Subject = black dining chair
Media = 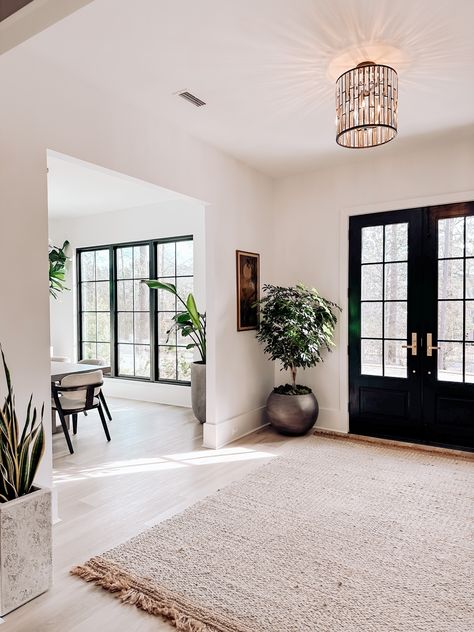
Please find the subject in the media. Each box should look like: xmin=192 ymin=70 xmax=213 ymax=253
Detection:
xmin=51 ymin=369 xmax=111 ymax=454
xmin=78 ymin=359 xmax=113 ymax=421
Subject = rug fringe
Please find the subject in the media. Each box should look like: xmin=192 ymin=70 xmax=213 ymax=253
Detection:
xmin=71 ymin=560 xmax=217 ymax=632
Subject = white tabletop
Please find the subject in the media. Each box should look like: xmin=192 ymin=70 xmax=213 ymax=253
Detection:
xmin=50 ymin=362 xmax=111 ymax=382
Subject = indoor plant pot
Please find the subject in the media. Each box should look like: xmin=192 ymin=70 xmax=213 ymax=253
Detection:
xmin=0 ymin=346 xmax=50 ymax=616
xmin=255 ymin=284 xmax=340 ymax=437
xmin=191 ymin=361 xmax=206 ymax=423
xmin=0 ymin=486 xmax=52 ymax=616
xmin=265 ymin=390 xmax=319 ymax=436
xmin=144 ymin=280 xmax=206 ymax=424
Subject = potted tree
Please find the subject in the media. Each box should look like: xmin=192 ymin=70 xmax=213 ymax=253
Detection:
xmin=255 ymin=283 xmax=340 ymax=435
xmin=143 ymin=280 xmax=206 ymax=423
xmin=0 ymin=347 xmax=51 ymax=615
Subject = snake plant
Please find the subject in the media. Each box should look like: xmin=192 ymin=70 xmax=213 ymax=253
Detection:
xmin=0 ymin=348 xmax=45 ymax=502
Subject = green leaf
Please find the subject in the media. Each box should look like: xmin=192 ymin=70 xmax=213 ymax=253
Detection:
xmin=143 ymin=279 xmax=177 ymax=294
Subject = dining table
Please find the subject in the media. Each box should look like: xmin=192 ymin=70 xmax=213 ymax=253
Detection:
xmin=50 ymin=361 xmax=111 ymax=434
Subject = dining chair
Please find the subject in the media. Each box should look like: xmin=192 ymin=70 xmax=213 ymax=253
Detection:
xmin=78 ymin=359 xmax=113 ymax=421
xmin=51 ymin=369 xmax=111 ymax=454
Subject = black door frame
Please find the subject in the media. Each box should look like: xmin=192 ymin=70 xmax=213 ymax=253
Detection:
xmin=348 ymin=201 xmax=474 ymax=450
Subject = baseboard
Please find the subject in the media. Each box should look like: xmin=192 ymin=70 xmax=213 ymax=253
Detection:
xmin=103 ymin=377 xmax=191 ymax=408
xmin=314 ymin=407 xmax=348 ymax=433
xmin=203 ymin=407 xmax=266 ymax=449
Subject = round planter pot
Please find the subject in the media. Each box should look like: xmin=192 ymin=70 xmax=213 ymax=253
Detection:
xmin=191 ymin=361 xmax=206 ymax=424
xmin=265 ymin=391 xmax=319 ymax=436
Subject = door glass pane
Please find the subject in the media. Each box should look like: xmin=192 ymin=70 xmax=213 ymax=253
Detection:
xmin=361 ymin=339 xmax=383 ymax=376
xmin=466 ymin=259 xmax=474 ymax=298
xmin=361 ymin=226 xmax=383 ymax=263
xmin=384 ymin=341 xmax=407 ymax=378
xmin=438 ymin=301 xmax=464 ymax=341
xmin=385 ymin=223 xmax=408 ymax=262
xmin=438 ymin=217 xmax=464 ymax=258
xmin=438 ymin=259 xmax=463 ymax=299
xmin=465 ymin=344 xmax=474 ymax=383
xmin=361 ymin=265 xmax=383 ymax=300
xmin=82 ymin=342 xmax=96 ymax=360
xmin=466 ymin=217 xmax=474 ymax=256
xmin=438 ymin=342 xmax=463 ymax=382
xmin=465 ymin=301 xmax=474 ymax=342
xmin=384 ymin=302 xmax=407 ymax=339
xmin=361 ymin=302 xmax=382 ymax=338
xmin=384 ymin=262 xmax=407 ymax=300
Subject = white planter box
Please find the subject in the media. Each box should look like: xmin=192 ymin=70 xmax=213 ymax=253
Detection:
xmin=0 ymin=486 xmax=52 ymax=616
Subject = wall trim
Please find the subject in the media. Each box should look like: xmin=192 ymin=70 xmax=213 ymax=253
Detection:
xmin=203 ymin=406 xmax=266 ymax=449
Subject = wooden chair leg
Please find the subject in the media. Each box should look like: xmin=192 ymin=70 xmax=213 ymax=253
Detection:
xmin=99 ymin=391 xmax=112 ymax=421
xmin=98 ymin=403 xmax=111 ymax=442
xmin=72 ymin=413 xmax=78 ymax=435
xmin=57 ymin=409 xmax=74 ymax=454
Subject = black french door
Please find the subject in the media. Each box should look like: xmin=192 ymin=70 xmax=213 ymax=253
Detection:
xmin=349 ymin=202 xmax=474 ymax=450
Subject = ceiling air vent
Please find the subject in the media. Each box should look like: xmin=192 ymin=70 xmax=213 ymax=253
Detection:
xmin=177 ymin=91 xmax=206 ymax=107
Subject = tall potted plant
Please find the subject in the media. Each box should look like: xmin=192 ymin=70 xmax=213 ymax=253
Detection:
xmin=255 ymin=283 xmax=340 ymax=435
xmin=0 ymin=347 xmax=51 ymax=615
xmin=143 ymin=280 xmax=206 ymax=423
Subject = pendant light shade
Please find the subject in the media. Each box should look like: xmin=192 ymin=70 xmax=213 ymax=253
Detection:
xmin=335 ymin=61 xmax=398 ymax=149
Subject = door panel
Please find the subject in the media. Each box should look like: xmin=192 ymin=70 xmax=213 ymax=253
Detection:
xmin=349 ymin=208 xmax=423 ymax=441
xmin=349 ymin=202 xmax=474 ymax=450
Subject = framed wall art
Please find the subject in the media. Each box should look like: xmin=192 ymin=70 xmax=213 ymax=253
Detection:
xmin=236 ymin=250 xmax=260 ymax=331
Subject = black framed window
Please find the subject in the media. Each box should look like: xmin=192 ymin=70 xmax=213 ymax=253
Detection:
xmin=77 ymin=236 xmax=193 ymax=384
xmin=78 ymin=249 xmax=111 ymax=365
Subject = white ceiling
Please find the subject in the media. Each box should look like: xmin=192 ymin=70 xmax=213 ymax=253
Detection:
xmin=11 ymin=0 xmax=474 ymax=176
xmin=47 ymin=153 xmax=185 ymax=218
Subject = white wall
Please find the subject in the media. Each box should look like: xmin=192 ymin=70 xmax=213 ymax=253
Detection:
xmin=0 ymin=40 xmax=275 ymax=512
xmin=274 ymin=127 xmax=474 ymax=432
xmin=49 ymin=196 xmax=205 ymax=407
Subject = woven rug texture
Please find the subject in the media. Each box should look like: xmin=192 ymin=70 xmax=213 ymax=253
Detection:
xmin=72 ymin=436 xmax=474 ymax=632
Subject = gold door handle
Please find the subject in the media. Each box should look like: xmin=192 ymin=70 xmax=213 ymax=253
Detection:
xmin=402 ymin=332 xmax=417 ymax=356
xmin=426 ymin=333 xmax=440 ymax=357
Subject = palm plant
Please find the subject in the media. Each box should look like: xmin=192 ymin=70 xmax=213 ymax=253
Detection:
xmin=0 ymin=348 xmax=45 ymax=502
xmin=49 ymin=240 xmax=70 ymax=299
xmin=255 ymin=283 xmax=340 ymax=392
xmin=143 ymin=280 xmax=206 ymax=363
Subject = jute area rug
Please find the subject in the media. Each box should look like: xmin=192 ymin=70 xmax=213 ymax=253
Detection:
xmin=71 ymin=436 xmax=474 ymax=632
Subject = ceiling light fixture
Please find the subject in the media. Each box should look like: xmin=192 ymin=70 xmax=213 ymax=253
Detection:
xmin=335 ymin=61 xmax=398 ymax=149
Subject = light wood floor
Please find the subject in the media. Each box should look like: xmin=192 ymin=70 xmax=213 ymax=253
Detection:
xmin=5 ymin=398 xmax=289 ymax=631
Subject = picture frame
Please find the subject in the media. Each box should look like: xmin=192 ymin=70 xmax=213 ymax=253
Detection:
xmin=236 ymin=250 xmax=260 ymax=331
